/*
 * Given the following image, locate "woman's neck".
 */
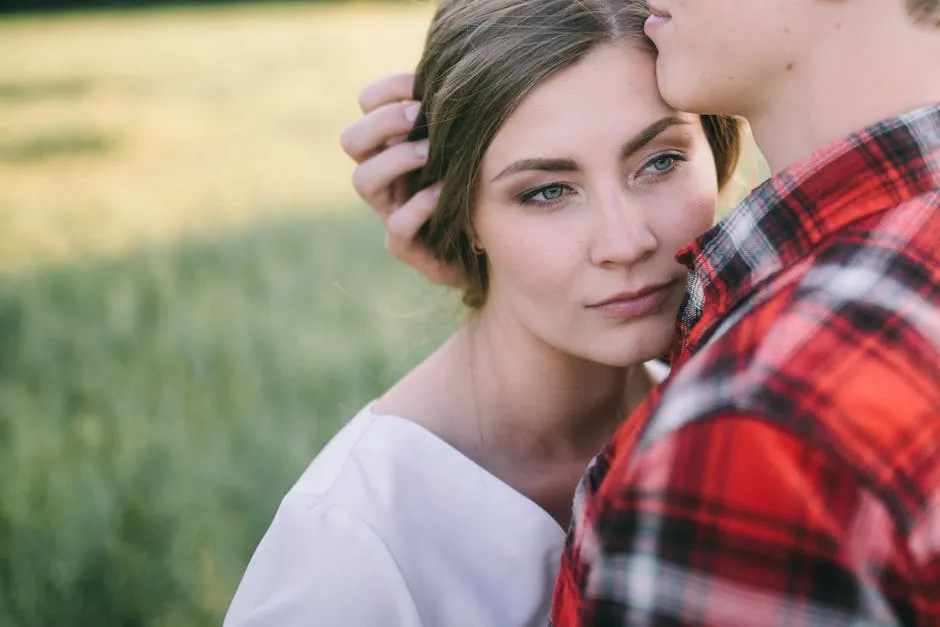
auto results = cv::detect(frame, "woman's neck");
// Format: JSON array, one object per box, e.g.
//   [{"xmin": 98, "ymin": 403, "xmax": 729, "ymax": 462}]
[
  {"xmin": 457, "ymin": 310, "xmax": 649, "ymax": 464},
  {"xmin": 373, "ymin": 307, "xmax": 656, "ymax": 527}
]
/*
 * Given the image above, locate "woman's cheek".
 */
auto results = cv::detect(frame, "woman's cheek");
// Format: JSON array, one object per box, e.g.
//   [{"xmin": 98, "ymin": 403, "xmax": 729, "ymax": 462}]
[
  {"xmin": 490, "ymin": 222, "xmax": 586, "ymax": 301},
  {"xmin": 663, "ymin": 189, "xmax": 717, "ymax": 252}
]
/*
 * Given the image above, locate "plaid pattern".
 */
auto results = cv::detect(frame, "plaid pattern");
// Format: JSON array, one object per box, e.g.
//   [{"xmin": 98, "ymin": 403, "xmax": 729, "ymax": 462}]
[{"xmin": 552, "ymin": 103, "xmax": 940, "ymax": 626}]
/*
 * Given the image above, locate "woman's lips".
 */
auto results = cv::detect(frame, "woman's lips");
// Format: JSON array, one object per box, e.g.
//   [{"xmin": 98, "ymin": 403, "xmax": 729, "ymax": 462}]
[{"xmin": 587, "ymin": 280, "xmax": 678, "ymax": 319}]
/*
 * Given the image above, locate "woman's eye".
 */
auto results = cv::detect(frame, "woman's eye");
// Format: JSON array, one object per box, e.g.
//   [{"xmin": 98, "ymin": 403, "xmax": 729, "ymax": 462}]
[
  {"xmin": 521, "ymin": 183, "xmax": 569, "ymax": 205},
  {"xmin": 648, "ymin": 155, "xmax": 679, "ymax": 173},
  {"xmin": 536, "ymin": 185, "xmax": 565, "ymax": 201}
]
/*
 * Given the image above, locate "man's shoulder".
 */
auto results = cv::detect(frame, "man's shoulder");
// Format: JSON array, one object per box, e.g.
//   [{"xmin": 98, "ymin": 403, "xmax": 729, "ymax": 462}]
[
  {"xmin": 643, "ymin": 205, "xmax": 940, "ymax": 517},
  {"xmin": 689, "ymin": 188, "xmax": 940, "ymax": 412}
]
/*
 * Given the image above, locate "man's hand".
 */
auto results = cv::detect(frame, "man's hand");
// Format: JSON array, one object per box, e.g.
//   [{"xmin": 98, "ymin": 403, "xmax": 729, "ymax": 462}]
[{"xmin": 340, "ymin": 73, "xmax": 462, "ymax": 287}]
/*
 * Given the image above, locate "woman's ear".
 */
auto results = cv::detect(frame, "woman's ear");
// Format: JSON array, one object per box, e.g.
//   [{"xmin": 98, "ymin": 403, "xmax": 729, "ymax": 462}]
[{"xmin": 466, "ymin": 224, "xmax": 485, "ymax": 256}]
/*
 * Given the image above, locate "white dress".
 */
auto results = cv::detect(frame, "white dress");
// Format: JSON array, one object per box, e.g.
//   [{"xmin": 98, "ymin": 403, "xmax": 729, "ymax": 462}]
[{"xmin": 224, "ymin": 361, "xmax": 670, "ymax": 627}]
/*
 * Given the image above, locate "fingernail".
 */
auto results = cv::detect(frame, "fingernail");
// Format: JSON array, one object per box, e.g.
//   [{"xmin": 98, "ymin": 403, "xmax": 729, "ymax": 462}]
[
  {"xmin": 404, "ymin": 102, "xmax": 420, "ymax": 123},
  {"xmin": 430, "ymin": 183, "xmax": 442, "ymax": 197},
  {"xmin": 414, "ymin": 141, "xmax": 429, "ymax": 159}
]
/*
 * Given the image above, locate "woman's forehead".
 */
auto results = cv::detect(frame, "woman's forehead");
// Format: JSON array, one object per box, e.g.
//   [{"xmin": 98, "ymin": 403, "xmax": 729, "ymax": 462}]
[{"xmin": 481, "ymin": 44, "xmax": 690, "ymax": 173}]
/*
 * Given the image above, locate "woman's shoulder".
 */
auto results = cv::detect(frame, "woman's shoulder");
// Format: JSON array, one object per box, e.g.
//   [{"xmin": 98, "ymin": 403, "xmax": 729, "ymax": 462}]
[
  {"xmin": 224, "ymin": 404, "xmax": 430, "ymax": 626},
  {"xmin": 224, "ymin": 492, "xmax": 423, "ymax": 627},
  {"xmin": 263, "ymin": 402, "xmax": 501, "ymax": 554},
  {"xmin": 284, "ymin": 404, "xmax": 433, "ymax": 513}
]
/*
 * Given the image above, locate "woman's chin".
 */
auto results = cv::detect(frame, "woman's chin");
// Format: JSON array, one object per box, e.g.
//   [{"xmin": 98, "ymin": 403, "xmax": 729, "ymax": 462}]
[{"xmin": 582, "ymin": 327, "xmax": 675, "ymax": 369}]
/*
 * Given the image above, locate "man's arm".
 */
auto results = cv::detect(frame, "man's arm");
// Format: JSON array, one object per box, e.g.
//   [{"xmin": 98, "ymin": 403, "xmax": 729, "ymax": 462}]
[{"xmin": 575, "ymin": 415, "xmax": 924, "ymax": 626}]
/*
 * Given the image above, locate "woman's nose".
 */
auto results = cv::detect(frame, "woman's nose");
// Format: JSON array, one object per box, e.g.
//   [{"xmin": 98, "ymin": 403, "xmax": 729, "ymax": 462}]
[{"xmin": 589, "ymin": 191, "xmax": 658, "ymax": 267}]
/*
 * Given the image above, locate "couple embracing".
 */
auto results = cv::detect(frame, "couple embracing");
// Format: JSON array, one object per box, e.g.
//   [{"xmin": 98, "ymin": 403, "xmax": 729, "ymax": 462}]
[{"xmin": 227, "ymin": 1, "xmax": 940, "ymax": 625}]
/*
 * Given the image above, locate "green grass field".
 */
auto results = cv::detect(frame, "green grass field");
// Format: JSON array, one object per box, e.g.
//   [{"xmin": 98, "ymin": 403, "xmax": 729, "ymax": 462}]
[
  {"xmin": 0, "ymin": 3, "xmax": 768, "ymax": 625},
  {"xmin": 0, "ymin": 212, "xmax": 457, "ymax": 625},
  {"xmin": 0, "ymin": 4, "xmax": 462, "ymax": 624}
]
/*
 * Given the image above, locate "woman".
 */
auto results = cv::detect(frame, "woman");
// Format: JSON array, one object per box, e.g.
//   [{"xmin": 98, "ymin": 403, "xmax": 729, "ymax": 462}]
[{"xmin": 225, "ymin": 1, "xmax": 741, "ymax": 625}]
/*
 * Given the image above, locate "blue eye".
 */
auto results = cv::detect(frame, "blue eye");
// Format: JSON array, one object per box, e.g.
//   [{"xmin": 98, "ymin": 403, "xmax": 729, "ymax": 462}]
[
  {"xmin": 640, "ymin": 152, "xmax": 689, "ymax": 178},
  {"xmin": 648, "ymin": 154, "xmax": 680, "ymax": 173},
  {"xmin": 534, "ymin": 185, "xmax": 565, "ymax": 201},
  {"xmin": 520, "ymin": 183, "xmax": 570, "ymax": 206}
]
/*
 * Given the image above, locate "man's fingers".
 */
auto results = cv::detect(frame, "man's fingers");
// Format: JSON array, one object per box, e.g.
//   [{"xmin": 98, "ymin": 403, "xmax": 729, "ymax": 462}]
[
  {"xmin": 421, "ymin": 261, "xmax": 465, "ymax": 289},
  {"xmin": 385, "ymin": 234, "xmax": 464, "ymax": 289},
  {"xmin": 340, "ymin": 100, "xmax": 421, "ymax": 164},
  {"xmin": 351, "ymin": 140, "xmax": 429, "ymax": 215},
  {"xmin": 384, "ymin": 186, "xmax": 463, "ymax": 288},
  {"xmin": 347, "ymin": 72, "xmax": 461, "ymax": 290},
  {"xmin": 358, "ymin": 73, "xmax": 416, "ymax": 113},
  {"xmin": 385, "ymin": 134, "xmax": 409, "ymax": 148},
  {"xmin": 387, "ymin": 184, "xmax": 440, "ymax": 238}
]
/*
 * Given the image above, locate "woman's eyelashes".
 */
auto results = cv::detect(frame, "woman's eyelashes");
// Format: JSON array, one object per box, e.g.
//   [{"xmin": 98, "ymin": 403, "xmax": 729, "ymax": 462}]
[
  {"xmin": 518, "ymin": 182, "xmax": 574, "ymax": 208},
  {"xmin": 510, "ymin": 151, "xmax": 690, "ymax": 208},
  {"xmin": 637, "ymin": 151, "xmax": 688, "ymax": 179}
]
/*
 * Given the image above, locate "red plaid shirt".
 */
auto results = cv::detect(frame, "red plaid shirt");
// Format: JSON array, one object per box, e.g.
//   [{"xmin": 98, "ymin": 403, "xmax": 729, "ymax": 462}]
[{"xmin": 552, "ymin": 103, "xmax": 940, "ymax": 626}]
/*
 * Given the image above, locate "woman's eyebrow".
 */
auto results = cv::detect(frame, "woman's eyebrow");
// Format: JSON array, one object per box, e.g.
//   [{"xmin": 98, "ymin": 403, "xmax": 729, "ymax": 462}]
[
  {"xmin": 490, "ymin": 116, "xmax": 690, "ymax": 183},
  {"xmin": 622, "ymin": 115, "xmax": 691, "ymax": 158},
  {"xmin": 490, "ymin": 157, "xmax": 579, "ymax": 183}
]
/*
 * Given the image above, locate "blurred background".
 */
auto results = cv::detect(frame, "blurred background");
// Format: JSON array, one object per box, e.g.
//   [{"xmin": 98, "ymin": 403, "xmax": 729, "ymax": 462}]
[{"xmin": 0, "ymin": 1, "xmax": 769, "ymax": 624}]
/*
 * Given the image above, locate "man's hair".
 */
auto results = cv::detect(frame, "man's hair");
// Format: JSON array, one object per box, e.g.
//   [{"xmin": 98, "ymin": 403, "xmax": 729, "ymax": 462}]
[{"xmin": 907, "ymin": 0, "xmax": 940, "ymax": 26}]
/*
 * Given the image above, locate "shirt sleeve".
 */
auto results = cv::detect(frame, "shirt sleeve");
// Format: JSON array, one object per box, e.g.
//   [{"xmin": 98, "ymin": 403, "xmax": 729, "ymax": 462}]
[
  {"xmin": 224, "ymin": 496, "xmax": 424, "ymax": 627},
  {"xmin": 576, "ymin": 414, "xmax": 921, "ymax": 626}
]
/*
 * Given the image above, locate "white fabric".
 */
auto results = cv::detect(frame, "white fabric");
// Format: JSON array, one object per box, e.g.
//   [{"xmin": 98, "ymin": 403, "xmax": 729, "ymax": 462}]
[
  {"xmin": 224, "ymin": 361, "xmax": 669, "ymax": 627},
  {"xmin": 644, "ymin": 358, "xmax": 670, "ymax": 384}
]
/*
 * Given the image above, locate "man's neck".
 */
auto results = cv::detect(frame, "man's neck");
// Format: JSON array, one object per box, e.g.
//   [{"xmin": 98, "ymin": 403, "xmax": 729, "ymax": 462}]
[{"xmin": 746, "ymin": 10, "xmax": 940, "ymax": 173}]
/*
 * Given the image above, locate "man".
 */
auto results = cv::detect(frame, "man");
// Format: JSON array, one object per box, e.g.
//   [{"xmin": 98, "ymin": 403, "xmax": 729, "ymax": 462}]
[{"xmin": 341, "ymin": 0, "xmax": 940, "ymax": 624}]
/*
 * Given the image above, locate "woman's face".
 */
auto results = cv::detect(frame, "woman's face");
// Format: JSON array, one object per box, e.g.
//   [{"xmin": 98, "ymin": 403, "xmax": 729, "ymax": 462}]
[{"xmin": 474, "ymin": 41, "xmax": 718, "ymax": 366}]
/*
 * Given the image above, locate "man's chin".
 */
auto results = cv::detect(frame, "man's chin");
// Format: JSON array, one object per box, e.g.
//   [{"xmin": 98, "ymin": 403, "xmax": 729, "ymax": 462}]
[{"xmin": 655, "ymin": 60, "xmax": 715, "ymax": 116}]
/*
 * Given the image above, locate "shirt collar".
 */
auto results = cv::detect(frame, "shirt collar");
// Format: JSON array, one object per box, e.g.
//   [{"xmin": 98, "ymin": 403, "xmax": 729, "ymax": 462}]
[{"xmin": 677, "ymin": 102, "xmax": 940, "ymax": 335}]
